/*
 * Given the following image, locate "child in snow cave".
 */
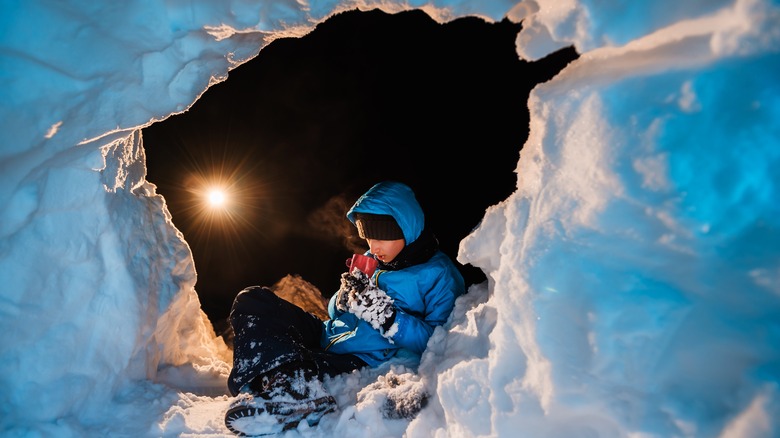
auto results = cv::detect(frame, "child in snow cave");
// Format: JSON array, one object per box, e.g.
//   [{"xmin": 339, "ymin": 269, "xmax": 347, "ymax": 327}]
[{"xmin": 224, "ymin": 181, "xmax": 466, "ymax": 435}]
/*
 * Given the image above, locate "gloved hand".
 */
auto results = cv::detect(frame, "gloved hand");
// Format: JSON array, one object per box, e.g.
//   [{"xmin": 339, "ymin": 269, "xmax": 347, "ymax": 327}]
[
  {"xmin": 335, "ymin": 269, "xmax": 371, "ymax": 312},
  {"xmin": 346, "ymin": 283, "xmax": 397, "ymax": 335}
]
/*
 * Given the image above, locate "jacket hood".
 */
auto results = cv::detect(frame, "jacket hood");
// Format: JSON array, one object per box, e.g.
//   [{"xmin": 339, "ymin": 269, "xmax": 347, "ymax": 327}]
[{"xmin": 346, "ymin": 181, "xmax": 424, "ymax": 244}]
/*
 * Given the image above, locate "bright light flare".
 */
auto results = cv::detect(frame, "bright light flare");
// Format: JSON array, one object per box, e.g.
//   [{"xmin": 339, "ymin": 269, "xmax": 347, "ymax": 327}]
[
  {"xmin": 207, "ymin": 188, "xmax": 227, "ymax": 208},
  {"xmin": 181, "ymin": 162, "xmax": 267, "ymax": 240},
  {"xmin": 166, "ymin": 148, "xmax": 269, "ymax": 257}
]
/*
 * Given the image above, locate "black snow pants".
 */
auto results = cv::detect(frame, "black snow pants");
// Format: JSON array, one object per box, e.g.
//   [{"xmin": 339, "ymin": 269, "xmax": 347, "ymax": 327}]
[{"xmin": 227, "ymin": 286, "xmax": 367, "ymax": 396}]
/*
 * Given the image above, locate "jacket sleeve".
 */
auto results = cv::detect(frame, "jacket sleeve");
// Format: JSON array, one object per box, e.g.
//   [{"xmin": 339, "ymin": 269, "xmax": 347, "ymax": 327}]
[
  {"xmin": 327, "ymin": 290, "xmax": 343, "ymax": 319},
  {"xmin": 383, "ymin": 268, "xmax": 461, "ymax": 354}
]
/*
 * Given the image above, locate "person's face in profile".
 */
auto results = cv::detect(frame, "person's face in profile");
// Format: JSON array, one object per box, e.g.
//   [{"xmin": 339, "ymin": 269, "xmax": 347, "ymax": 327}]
[{"xmin": 366, "ymin": 238, "xmax": 405, "ymax": 263}]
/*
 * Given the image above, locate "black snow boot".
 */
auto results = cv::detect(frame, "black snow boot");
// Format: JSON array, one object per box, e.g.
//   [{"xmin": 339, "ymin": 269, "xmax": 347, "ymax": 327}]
[{"xmin": 224, "ymin": 363, "xmax": 337, "ymax": 436}]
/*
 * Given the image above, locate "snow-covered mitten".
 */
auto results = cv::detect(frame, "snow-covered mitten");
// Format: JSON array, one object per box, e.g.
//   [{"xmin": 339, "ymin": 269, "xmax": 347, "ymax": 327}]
[
  {"xmin": 347, "ymin": 284, "xmax": 397, "ymax": 337},
  {"xmin": 335, "ymin": 269, "xmax": 370, "ymax": 312}
]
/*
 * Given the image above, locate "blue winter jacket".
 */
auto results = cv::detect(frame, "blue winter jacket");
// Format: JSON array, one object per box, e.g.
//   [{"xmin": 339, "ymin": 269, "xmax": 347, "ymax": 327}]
[{"xmin": 320, "ymin": 181, "xmax": 466, "ymax": 367}]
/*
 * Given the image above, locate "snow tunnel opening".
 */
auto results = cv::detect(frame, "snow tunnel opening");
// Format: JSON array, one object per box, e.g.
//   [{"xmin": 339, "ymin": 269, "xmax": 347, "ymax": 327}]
[{"xmin": 141, "ymin": 7, "xmax": 578, "ymax": 342}]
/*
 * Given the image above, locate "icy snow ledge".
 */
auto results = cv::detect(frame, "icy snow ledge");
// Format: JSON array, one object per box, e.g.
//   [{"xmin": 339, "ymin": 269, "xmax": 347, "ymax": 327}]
[
  {"xmin": 511, "ymin": 0, "xmax": 779, "ymax": 60},
  {"xmin": 458, "ymin": 0, "xmax": 780, "ymax": 436}
]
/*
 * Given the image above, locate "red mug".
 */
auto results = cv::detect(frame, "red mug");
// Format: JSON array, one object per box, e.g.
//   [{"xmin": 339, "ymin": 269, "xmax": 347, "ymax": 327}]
[{"xmin": 346, "ymin": 253, "xmax": 378, "ymax": 276}]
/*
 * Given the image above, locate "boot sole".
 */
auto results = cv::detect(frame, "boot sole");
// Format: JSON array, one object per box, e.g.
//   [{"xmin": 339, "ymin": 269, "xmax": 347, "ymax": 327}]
[{"xmin": 225, "ymin": 396, "xmax": 336, "ymax": 436}]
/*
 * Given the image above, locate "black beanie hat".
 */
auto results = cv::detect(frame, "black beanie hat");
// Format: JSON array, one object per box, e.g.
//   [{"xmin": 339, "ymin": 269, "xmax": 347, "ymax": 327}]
[{"xmin": 355, "ymin": 213, "xmax": 404, "ymax": 241}]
